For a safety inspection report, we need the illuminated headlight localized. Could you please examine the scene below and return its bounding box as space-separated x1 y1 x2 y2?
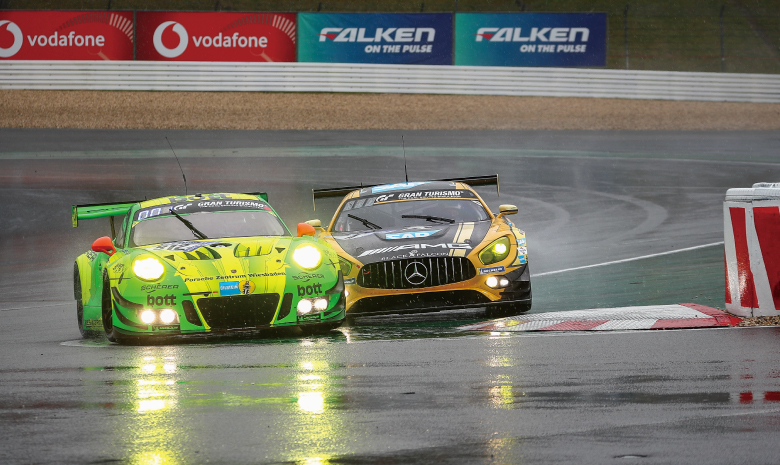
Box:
140 309 156 324
478 236 511 265
297 299 313 315
313 298 328 311
159 309 177 324
133 257 165 281
293 245 322 270
486 276 511 289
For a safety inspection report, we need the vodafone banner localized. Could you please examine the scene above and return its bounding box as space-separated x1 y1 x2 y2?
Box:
0 10 134 60
136 12 296 62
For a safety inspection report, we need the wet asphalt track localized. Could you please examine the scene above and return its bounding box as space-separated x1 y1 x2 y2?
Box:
2 129 780 464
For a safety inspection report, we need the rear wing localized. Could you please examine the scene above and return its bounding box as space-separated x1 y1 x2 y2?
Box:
72 201 140 228
72 192 269 227
311 174 499 211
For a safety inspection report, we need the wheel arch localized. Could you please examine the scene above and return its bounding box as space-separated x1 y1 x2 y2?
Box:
74 254 97 305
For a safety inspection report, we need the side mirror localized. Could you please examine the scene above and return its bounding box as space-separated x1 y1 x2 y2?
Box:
297 223 316 237
305 219 322 228
497 204 518 217
92 236 116 256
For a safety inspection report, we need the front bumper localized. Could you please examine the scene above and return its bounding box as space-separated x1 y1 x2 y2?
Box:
346 264 531 316
111 286 345 338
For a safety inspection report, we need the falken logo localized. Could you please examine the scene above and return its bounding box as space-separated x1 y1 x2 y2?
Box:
385 230 440 240
475 27 589 42
358 243 470 257
319 27 436 43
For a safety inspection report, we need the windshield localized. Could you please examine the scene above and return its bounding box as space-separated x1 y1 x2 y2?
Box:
130 211 288 247
332 199 490 232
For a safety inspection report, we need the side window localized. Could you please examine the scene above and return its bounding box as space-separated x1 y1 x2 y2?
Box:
114 211 131 248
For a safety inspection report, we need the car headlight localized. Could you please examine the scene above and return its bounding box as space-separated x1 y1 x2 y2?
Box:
338 256 353 275
133 257 165 281
293 245 322 270
140 309 156 324
159 309 177 324
479 236 511 265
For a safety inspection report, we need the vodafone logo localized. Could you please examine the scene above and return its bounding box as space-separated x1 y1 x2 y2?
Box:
0 20 23 58
153 21 188 58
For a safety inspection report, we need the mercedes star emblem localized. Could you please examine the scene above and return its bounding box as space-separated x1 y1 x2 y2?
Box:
404 261 428 285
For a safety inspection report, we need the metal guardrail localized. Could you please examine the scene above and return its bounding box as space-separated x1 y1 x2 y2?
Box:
2 60 779 102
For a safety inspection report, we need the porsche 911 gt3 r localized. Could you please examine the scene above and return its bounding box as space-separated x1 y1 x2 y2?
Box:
73 193 345 343
309 176 530 316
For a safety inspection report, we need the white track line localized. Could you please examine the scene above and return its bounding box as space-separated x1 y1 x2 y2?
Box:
532 241 724 277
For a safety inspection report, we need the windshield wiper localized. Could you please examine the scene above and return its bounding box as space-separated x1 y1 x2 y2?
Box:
348 214 382 230
401 214 455 224
169 208 209 240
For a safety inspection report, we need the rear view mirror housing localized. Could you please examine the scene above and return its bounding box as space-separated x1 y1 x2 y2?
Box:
496 204 518 218
297 223 316 237
91 236 116 256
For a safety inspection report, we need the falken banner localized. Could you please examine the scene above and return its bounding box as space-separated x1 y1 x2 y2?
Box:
135 11 296 62
298 13 452 65
0 10 134 60
455 13 607 67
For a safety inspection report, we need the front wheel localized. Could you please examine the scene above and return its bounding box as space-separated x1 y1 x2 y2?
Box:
101 273 117 343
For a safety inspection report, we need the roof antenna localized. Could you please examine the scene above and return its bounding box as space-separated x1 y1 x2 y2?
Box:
165 136 188 195
402 135 409 183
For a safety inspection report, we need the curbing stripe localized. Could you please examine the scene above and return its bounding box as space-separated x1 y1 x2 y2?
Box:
459 303 741 333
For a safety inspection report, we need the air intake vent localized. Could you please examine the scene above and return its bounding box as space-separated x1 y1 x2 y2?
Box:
357 257 476 289
196 294 279 329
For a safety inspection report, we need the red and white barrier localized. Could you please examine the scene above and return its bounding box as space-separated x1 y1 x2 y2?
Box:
724 183 780 317
458 303 740 332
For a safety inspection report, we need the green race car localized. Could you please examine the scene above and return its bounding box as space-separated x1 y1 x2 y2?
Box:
73 193 345 343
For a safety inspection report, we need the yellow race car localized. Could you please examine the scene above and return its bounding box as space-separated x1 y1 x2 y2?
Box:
310 176 530 316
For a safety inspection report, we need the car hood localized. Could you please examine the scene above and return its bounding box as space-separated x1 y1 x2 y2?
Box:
331 222 491 264
135 237 291 279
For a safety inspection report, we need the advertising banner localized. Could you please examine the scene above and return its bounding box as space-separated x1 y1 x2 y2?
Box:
298 13 452 65
455 13 606 67
0 10 134 60
136 11 296 62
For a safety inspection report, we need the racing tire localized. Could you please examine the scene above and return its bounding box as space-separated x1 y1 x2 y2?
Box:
101 273 117 343
74 263 100 338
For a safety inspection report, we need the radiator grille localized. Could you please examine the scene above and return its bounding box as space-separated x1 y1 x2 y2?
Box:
196 294 279 329
357 257 476 289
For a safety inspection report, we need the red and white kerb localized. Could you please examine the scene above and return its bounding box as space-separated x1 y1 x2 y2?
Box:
458 303 740 333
